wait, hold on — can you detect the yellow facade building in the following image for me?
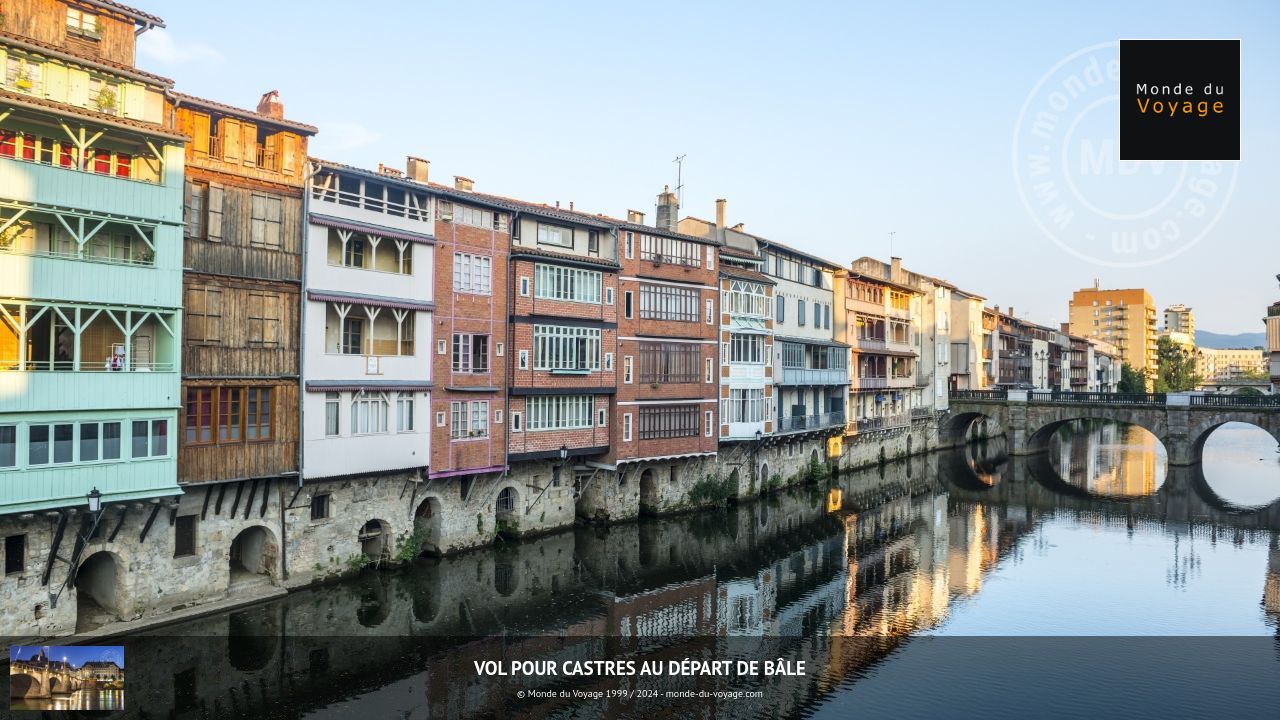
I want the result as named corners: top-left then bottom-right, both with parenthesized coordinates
top-left (1068, 285), bottom-right (1158, 374)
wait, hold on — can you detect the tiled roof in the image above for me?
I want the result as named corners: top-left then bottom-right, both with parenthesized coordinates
top-left (612, 219), bottom-right (722, 246)
top-left (719, 245), bottom-right (759, 259)
top-left (84, 0), bottom-right (165, 27)
top-left (309, 214), bottom-right (434, 245)
top-left (509, 245), bottom-right (619, 269)
top-left (170, 92), bottom-right (318, 134)
top-left (431, 183), bottom-right (615, 229)
top-left (309, 158), bottom-right (514, 213)
top-left (0, 29), bottom-right (173, 86)
top-left (0, 88), bottom-right (187, 141)
top-left (720, 265), bottom-right (775, 284)
top-left (754, 236), bottom-right (843, 270)
top-left (305, 380), bottom-right (431, 393)
top-left (305, 289), bottom-right (435, 313)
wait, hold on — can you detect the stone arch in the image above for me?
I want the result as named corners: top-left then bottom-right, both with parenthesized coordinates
top-left (809, 448), bottom-right (820, 468)
top-left (48, 675), bottom-right (63, 694)
top-left (359, 519), bottom-right (392, 563)
top-left (1188, 416), bottom-right (1280, 467)
top-left (758, 461), bottom-right (770, 487)
top-left (229, 524), bottom-right (278, 586)
top-left (639, 468), bottom-right (659, 515)
top-left (226, 606), bottom-right (279, 672)
top-left (494, 555), bottom-right (519, 596)
top-left (1022, 408), bottom-right (1169, 457)
top-left (941, 411), bottom-right (1002, 445)
top-left (10, 673), bottom-right (41, 699)
top-left (75, 550), bottom-right (127, 632)
top-left (414, 496), bottom-right (443, 555)
top-left (495, 486), bottom-right (519, 537)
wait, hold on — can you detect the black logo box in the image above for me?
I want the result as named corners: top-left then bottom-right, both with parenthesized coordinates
top-left (1120, 39), bottom-right (1239, 160)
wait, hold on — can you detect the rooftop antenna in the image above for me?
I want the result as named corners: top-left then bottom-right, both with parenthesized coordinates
top-left (888, 231), bottom-right (896, 257)
top-left (673, 154), bottom-right (686, 207)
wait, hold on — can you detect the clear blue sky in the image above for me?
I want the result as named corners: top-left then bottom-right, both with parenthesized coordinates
top-left (10, 645), bottom-right (124, 668)
top-left (138, 1), bottom-right (1280, 333)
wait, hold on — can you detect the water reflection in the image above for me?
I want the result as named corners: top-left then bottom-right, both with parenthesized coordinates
top-left (1049, 419), bottom-right (1167, 497)
top-left (10, 689), bottom-right (124, 711)
top-left (86, 423), bottom-right (1280, 719)
top-left (1202, 422), bottom-right (1280, 508)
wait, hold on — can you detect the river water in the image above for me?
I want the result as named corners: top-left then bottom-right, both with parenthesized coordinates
top-left (98, 422), bottom-right (1280, 718)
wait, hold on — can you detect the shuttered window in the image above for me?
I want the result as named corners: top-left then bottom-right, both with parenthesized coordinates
top-left (250, 193), bottom-right (283, 248)
top-left (247, 292), bottom-right (281, 347)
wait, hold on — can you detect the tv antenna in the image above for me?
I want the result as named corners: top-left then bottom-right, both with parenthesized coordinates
top-left (673, 154), bottom-right (686, 206)
top-left (888, 231), bottom-right (896, 257)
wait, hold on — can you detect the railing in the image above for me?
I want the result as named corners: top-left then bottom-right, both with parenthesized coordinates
top-left (1, 360), bottom-right (176, 372)
top-left (1190, 394), bottom-right (1280, 408)
top-left (848, 414), bottom-right (911, 434)
top-left (779, 366), bottom-right (849, 385)
top-left (911, 407), bottom-right (934, 420)
top-left (778, 412), bottom-right (846, 433)
top-left (951, 389), bottom-right (1008, 400)
top-left (1028, 390), bottom-right (1166, 404)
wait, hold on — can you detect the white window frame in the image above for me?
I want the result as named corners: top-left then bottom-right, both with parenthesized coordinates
top-left (450, 400), bottom-right (489, 439)
top-left (534, 264), bottom-right (602, 304)
top-left (623, 355), bottom-right (633, 384)
top-left (453, 252), bottom-right (492, 294)
top-left (705, 357), bottom-right (714, 383)
top-left (622, 413), bottom-right (633, 442)
top-left (351, 392), bottom-right (390, 435)
top-left (396, 393), bottom-right (414, 432)
top-left (533, 325), bottom-right (601, 372)
top-left (526, 395), bottom-right (594, 431)
top-left (705, 410), bottom-right (714, 436)
top-left (511, 411), bottom-right (523, 432)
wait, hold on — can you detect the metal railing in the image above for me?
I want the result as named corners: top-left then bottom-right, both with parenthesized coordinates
top-left (848, 414), bottom-right (911, 434)
top-left (778, 412), bottom-right (846, 433)
top-left (1027, 391), bottom-right (1166, 404)
top-left (1190, 394), bottom-right (1280, 408)
top-left (950, 389), bottom-right (1007, 400)
top-left (951, 389), bottom-right (1280, 409)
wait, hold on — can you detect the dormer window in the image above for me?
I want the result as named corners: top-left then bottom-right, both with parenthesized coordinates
top-left (66, 7), bottom-right (100, 40)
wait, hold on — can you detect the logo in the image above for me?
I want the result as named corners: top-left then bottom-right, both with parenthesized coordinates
top-left (1013, 42), bottom-right (1238, 268)
top-left (1120, 40), bottom-right (1240, 160)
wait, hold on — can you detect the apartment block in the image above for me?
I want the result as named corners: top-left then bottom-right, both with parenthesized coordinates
top-left (1068, 284), bottom-right (1158, 375)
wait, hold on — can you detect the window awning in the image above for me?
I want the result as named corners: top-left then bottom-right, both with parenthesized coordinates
top-left (306, 380), bottom-right (431, 393)
top-left (306, 289), bottom-right (435, 313)
top-left (309, 213), bottom-right (435, 245)
top-left (730, 317), bottom-right (769, 334)
top-left (852, 348), bottom-right (918, 359)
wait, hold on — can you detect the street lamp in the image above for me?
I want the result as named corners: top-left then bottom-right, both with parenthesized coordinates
top-left (558, 445), bottom-right (569, 463)
top-left (87, 487), bottom-right (102, 514)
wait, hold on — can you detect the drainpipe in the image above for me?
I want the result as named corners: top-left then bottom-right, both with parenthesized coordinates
top-left (502, 211), bottom-right (518, 491)
top-left (284, 161), bottom-right (318, 581)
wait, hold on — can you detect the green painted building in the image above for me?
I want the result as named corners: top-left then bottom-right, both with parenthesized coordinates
top-left (0, 0), bottom-right (185, 514)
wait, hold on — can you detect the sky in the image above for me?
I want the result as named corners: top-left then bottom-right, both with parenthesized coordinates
top-left (136, 1), bottom-right (1280, 333)
top-left (10, 645), bottom-right (124, 668)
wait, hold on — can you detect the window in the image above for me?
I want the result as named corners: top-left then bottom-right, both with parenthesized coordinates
top-left (186, 287), bottom-right (223, 344)
top-left (0, 426), bottom-right (14, 468)
top-left (597, 408), bottom-right (607, 427)
top-left (450, 401), bottom-right (489, 438)
top-left (28, 425), bottom-right (49, 465)
top-left (519, 277), bottom-right (530, 296)
top-left (622, 413), bottom-right (633, 441)
top-left (639, 342), bottom-right (700, 383)
top-left (527, 395), bottom-right (593, 431)
top-left (435, 411), bottom-right (446, 427)
top-left (494, 409), bottom-right (503, 424)
top-left (639, 405), bottom-right (700, 439)
top-left (705, 357), bottom-right (714, 383)
top-left (131, 419), bottom-right (168, 458)
top-left (396, 393), bottom-right (414, 432)
top-left (723, 280), bottom-right (768, 316)
top-left (351, 392), bottom-right (389, 435)
top-left (185, 180), bottom-right (207, 239)
top-left (510, 412), bottom-right (523, 432)
top-left (534, 326), bottom-right (600, 371)
top-left (798, 300), bottom-right (806, 326)
top-left (53, 423), bottom-right (73, 463)
top-left (782, 343), bottom-right (804, 368)
top-left (624, 291), bottom-right (633, 319)
top-left (623, 355), bottom-right (633, 384)
top-left (250, 194), bottom-right (283, 248)
top-left (640, 233), bottom-right (700, 267)
top-left (66, 8), bottom-right (99, 39)
top-left (588, 230), bottom-right (599, 254)
top-left (624, 232), bottom-right (634, 259)
top-left (340, 316), bottom-right (364, 355)
top-left (247, 293), bottom-right (281, 347)
top-left (453, 253), bottom-right (492, 294)
top-left (454, 205), bottom-right (494, 229)
top-left (535, 264), bottom-right (602, 303)
top-left (4, 535), bottom-right (23, 575)
top-left (310, 493), bottom-right (330, 520)
top-left (605, 287), bottom-right (614, 305)
top-left (518, 349), bottom-right (529, 370)
top-left (537, 224), bottom-right (572, 248)
top-left (604, 352), bottom-right (614, 371)
top-left (640, 284), bottom-right (698, 322)
top-left (723, 389), bottom-right (768, 423)
top-left (102, 422), bottom-right (121, 460)
top-left (706, 298), bottom-right (714, 324)
top-left (217, 387), bottom-right (243, 442)
top-left (452, 334), bottom-right (490, 373)
top-left (706, 245), bottom-right (715, 271)
top-left (246, 388), bottom-right (272, 440)
top-left (185, 388), bottom-right (214, 444)
top-left (729, 334), bottom-right (765, 364)
top-left (173, 515), bottom-right (196, 558)
top-left (776, 295), bottom-right (786, 323)
top-left (705, 410), bottom-right (714, 436)
top-left (342, 236), bottom-right (366, 268)
top-left (325, 393), bottom-right (340, 436)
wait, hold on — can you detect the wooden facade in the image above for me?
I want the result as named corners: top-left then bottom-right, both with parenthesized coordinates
top-left (1, 0), bottom-right (162, 67)
top-left (174, 94), bottom-right (315, 487)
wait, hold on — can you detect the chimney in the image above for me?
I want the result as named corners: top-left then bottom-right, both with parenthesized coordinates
top-left (730, 223), bottom-right (744, 232)
top-left (569, 201), bottom-right (574, 211)
top-left (1009, 306), bottom-right (1015, 318)
top-left (1093, 278), bottom-right (1101, 290)
top-left (406, 156), bottom-right (430, 183)
top-left (715, 198), bottom-right (727, 228)
top-left (656, 185), bottom-right (679, 233)
top-left (256, 90), bottom-right (284, 120)
top-left (454, 176), bottom-right (473, 191)
top-left (627, 209), bottom-right (645, 224)
top-left (890, 256), bottom-right (902, 283)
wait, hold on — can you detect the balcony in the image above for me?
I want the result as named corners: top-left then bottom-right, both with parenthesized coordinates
top-left (847, 414), bottom-right (911, 434)
top-left (777, 412), bottom-right (845, 433)
top-left (727, 363), bottom-right (767, 381)
top-left (852, 376), bottom-right (887, 390)
top-left (0, 157), bottom-right (182, 222)
top-left (778, 366), bottom-right (849, 386)
top-left (0, 369), bottom-right (180, 413)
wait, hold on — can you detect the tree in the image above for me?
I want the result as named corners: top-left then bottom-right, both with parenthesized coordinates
top-left (1117, 362), bottom-right (1147, 393)
top-left (1152, 336), bottom-right (1201, 393)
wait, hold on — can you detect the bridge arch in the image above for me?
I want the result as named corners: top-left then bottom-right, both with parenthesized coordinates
top-left (941, 410), bottom-right (1005, 446)
top-left (1187, 417), bottom-right (1280, 467)
top-left (11, 673), bottom-right (41, 699)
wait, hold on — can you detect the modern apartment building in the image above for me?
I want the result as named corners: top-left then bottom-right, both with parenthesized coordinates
top-left (1163, 304), bottom-right (1195, 345)
top-left (1068, 284), bottom-right (1158, 375)
top-left (1196, 347), bottom-right (1266, 381)
top-left (1267, 287), bottom-right (1280, 393)
top-left (0, 0), bottom-right (185, 634)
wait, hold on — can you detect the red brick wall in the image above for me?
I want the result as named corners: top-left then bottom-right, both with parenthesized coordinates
top-left (506, 395), bottom-right (613, 457)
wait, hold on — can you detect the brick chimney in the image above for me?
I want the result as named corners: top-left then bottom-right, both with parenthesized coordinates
top-left (890, 256), bottom-right (902, 283)
top-left (715, 198), bottom-right (727, 229)
top-left (656, 185), bottom-right (678, 233)
top-left (627, 209), bottom-right (645, 224)
top-left (406, 156), bottom-right (429, 183)
top-left (256, 90), bottom-right (284, 120)
top-left (454, 176), bottom-right (473, 191)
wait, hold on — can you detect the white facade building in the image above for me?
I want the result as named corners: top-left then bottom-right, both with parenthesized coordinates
top-left (302, 161), bottom-right (435, 479)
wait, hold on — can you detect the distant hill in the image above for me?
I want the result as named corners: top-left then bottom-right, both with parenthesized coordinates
top-left (1196, 330), bottom-right (1266, 349)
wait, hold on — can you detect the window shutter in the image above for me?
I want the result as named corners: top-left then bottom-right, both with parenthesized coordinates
top-left (192, 112), bottom-right (211, 155)
top-left (221, 119), bottom-right (242, 162)
top-left (241, 123), bottom-right (258, 166)
top-left (207, 183), bottom-right (224, 241)
top-left (281, 133), bottom-right (298, 175)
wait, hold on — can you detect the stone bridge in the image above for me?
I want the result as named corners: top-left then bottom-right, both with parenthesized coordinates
top-left (9, 659), bottom-right (88, 699)
top-left (943, 390), bottom-right (1280, 466)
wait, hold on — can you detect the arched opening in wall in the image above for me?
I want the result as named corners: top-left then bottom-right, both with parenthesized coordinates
top-left (759, 462), bottom-right (770, 489)
top-left (414, 497), bottom-right (443, 556)
top-left (639, 469), bottom-right (658, 516)
top-left (359, 520), bottom-right (391, 564)
top-left (495, 487), bottom-right (518, 539)
top-left (355, 574), bottom-right (390, 628)
top-left (1043, 419), bottom-right (1167, 498)
top-left (229, 526), bottom-right (277, 587)
top-left (809, 448), bottom-right (820, 476)
top-left (1199, 421), bottom-right (1280, 508)
top-left (10, 674), bottom-right (40, 699)
top-left (728, 467), bottom-right (740, 493)
top-left (74, 551), bottom-right (123, 632)
top-left (48, 676), bottom-right (64, 695)
top-left (494, 556), bottom-right (519, 596)
top-left (226, 606), bottom-right (279, 672)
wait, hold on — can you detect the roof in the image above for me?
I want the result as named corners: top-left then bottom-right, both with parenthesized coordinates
top-left (83, 0), bottom-right (165, 27)
top-left (773, 335), bottom-right (851, 349)
top-left (510, 245), bottom-right (619, 270)
top-left (720, 265), bottom-right (775, 285)
top-left (433, 184), bottom-right (615, 229)
top-left (169, 92), bottom-right (318, 134)
top-left (754, 236), bottom-right (843, 270)
top-left (841, 269), bottom-right (922, 296)
top-left (305, 289), bottom-right (435, 313)
top-left (719, 245), bottom-right (759, 260)
top-left (309, 158), bottom-right (512, 213)
top-left (0, 88), bottom-right (187, 142)
top-left (613, 219), bottom-right (721, 246)
top-left (305, 380), bottom-right (431, 393)
top-left (309, 213), bottom-right (434, 245)
top-left (0, 29), bottom-right (173, 87)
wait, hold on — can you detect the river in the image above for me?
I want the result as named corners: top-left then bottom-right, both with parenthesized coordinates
top-left (82, 421), bottom-right (1280, 718)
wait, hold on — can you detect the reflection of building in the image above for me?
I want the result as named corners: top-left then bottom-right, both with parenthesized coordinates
top-left (1069, 283), bottom-right (1158, 376)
